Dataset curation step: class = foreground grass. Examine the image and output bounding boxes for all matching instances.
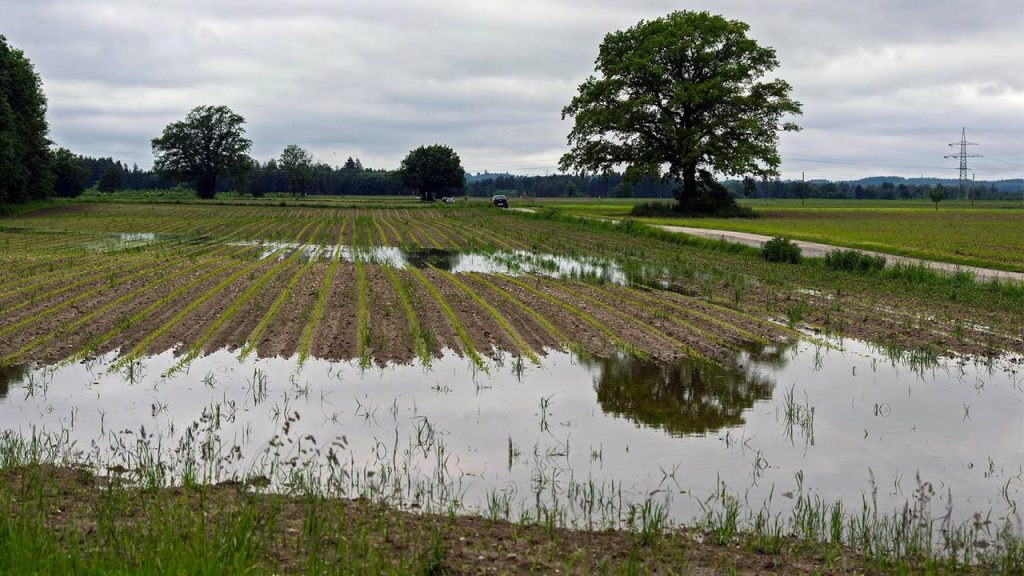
[1,465,1019,575]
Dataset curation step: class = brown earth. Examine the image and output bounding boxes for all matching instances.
[1,257,1018,370]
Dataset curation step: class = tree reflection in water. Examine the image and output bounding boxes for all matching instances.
[401,248,460,271]
[585,343,791,436]
[0,363,30,401]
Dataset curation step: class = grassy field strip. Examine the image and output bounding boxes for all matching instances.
[0,218,266,298]
[612,285,761,346]
[463,273,573,351]
[428,265,541,365]
[0,241,263,365]
[407,266,486,369]
[372,216,433,364]
[297,216,351,365]
[108,241,299,370]
[501,275,640,358]
[237,233,328,360]
[0,227,269,341]
[166,221,323,373]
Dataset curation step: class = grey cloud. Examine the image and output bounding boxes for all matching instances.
[2,0,1020,179]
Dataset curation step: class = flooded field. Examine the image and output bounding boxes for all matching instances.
[2,338,1020,539]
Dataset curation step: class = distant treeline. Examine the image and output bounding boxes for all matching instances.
[80,156,405,196]
[466,173,1024,200]
[79,155,1023,201]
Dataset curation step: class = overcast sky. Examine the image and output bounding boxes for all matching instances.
[3,0,1022,180]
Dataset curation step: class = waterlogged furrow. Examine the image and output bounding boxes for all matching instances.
[407,266,486,368]
[429,266,540,364]
[462,273,572,351]
[0,217,273,309]
[166,221,324,372]
[371,217,431,363]
[0,244,233,342]
[547,280,712,363]
[110,246,293,369]
[297,218,350,364]
[0,242,262,365]
[501,275,637,357]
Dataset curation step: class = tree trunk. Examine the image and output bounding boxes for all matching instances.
[678,162,697,206]
[196,173,217,199]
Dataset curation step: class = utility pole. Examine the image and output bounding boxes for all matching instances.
[944,128,980,202]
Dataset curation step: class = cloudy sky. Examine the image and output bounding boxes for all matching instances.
[3,0,1022,180]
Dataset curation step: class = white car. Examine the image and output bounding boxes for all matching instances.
[441,196,455,204]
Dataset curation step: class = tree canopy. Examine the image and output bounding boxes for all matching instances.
[279,144,314,196]
[151,105,252,199]
[398,144,465,201]
[51,147,90,198]
[559,11,801,214]
[0,35,53,206]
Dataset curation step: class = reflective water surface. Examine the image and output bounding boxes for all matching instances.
[237,242,666,286]
[0,340,1020,534]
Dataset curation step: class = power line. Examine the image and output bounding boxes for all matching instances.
[944,127,981,202]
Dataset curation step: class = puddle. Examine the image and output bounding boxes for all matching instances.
[86,232,160,252]
[1,339,1020,535]
[233,241,667,286]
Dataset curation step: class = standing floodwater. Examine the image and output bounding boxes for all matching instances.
[0,339,1020,536]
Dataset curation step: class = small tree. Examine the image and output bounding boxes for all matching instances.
[50,147,90,198]
[151,105,252,199]
[398,144,465,201]
[929,184,946,211]
[559,11,801,215]
[279,144,314,196]
[97,163,123,193]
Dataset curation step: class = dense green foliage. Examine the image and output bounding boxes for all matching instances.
[151,105,253,199]
[398,144,465,201]
[560,11,801,213]
[929,185,946,210]
[0,36,52,207]
[824,249,886,273]
[279,144,313,196]
[96,163,123,193]
[761,237,802,264]
[50,148,90,198]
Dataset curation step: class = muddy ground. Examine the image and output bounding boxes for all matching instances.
[0,464,999,575]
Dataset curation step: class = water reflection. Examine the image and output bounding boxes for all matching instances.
[584,350,778,437]
[0,363,30,400]
[235,242,659,286]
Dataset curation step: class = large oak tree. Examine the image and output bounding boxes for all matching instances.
[398,144,465,201]
[151,105,252,199]
[0,35,52,206]
[559,11,801,213]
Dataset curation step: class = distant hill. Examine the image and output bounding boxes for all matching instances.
[842,176,1023,193]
